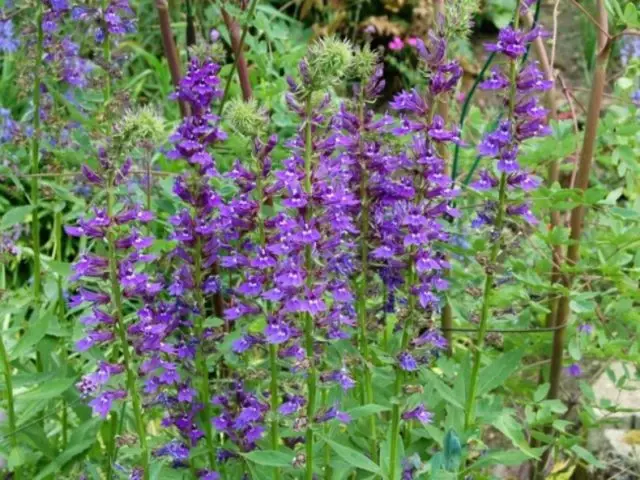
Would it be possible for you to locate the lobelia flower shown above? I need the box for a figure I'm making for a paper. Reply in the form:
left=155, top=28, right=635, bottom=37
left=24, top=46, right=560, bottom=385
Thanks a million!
left=148, top=55, right=229, bottom=476
left=578, top=323, right=593, bottom=335
left=471, top=20, right=551, bottom=227
left=211, top=381, right=268, bottom=452
left=67, top=152, right=160, bottom=423
left=385, top=29, right=460, bottom=360
left=381, top=30, right=462, bottom=478
left=565, top=363, right=582, bottom=378
left=401, top=403, right=433, bottom=424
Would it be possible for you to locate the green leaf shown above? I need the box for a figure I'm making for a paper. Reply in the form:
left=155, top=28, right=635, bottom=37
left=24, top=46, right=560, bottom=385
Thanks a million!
left=18, top=376, right=76, bottom=402
left=470, top=448, right=546, bottom=469
left=533, top=383, right=550, bottom=403
left=571, top=445, right=605, bottom=468
left=423, top=370, right=464, bottom=409
left=322, top=436, right=382, bottom=475
left=494, top=413, right=541, bottom=459
left=242, top=450, right=293, bottom=467
left=477, top=348, right=524, bottom=396
left=347, top=404, right=389, bottom=420
left=0, top=205, right=34, bottom=230
left=568, top=337, right=582, bottom=361
left=11, top=311, right=52, bottom=357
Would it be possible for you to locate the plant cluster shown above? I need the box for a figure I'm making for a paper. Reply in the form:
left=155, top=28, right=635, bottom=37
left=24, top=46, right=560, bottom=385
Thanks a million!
left=0, top=0, right=639, bottom=479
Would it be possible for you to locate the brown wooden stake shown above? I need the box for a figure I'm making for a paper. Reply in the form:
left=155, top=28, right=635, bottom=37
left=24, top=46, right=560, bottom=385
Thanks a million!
left=547, top=0, right=608, bottom=403
left=221, top=7, right=253, bottom=101
left=156, top=0, right=189, bottom=117
left=538, top=0, right=610, bottom=474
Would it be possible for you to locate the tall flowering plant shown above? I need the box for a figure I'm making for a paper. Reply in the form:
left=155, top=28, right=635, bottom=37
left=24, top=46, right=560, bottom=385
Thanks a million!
left=382, top=29, right=462, bottom=479
left=271, top=38, right=356, bottom=479
left=66, top=151, right=157, bottom=479
left=155, top=55, right=228, bottom=478
left=463, top=0, right=550, bottom=436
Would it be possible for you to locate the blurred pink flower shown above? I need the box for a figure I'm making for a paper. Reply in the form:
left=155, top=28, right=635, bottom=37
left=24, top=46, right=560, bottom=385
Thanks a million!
left=388, top=36, right=404, bottom=51
left=406, top=37, right=418, bottom=47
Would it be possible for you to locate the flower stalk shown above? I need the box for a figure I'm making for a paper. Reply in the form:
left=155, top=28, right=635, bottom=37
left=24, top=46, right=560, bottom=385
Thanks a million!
left=303, top=95, right=317, bottom=480
left=193, top=236, right=218, bottom=471
left=355, top=89, right=377, bottom=459
left=54, top=211, right=69, bottom=448
left=106, top=175, right=150, bottom=480
left=388, top=261, right=417, bottom=480
left=30, top=0, right=44, bottom=308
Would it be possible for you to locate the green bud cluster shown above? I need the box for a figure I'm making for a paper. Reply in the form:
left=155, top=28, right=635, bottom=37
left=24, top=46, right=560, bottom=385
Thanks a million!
left=224, top=98, right=267, bottom=137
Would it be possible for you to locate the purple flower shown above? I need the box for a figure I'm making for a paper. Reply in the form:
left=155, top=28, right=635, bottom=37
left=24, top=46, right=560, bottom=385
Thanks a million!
left=315, top=404, right=351, bottom=424
left=485, top=27, right=527, bottom=58
left=413, top=329, right=448, bottom=350
left=398, top=352, right=419, bottom=371
left=0, top=20, right=19, bottom=53
left=401, top=404, right=433, bottom=424
left=88, top=389, right=126, bottom=418
left=321, top=368, right=356, bottom=391
left=578, top=324, right=593, bottom=335
left=264, top=318, right=293, bottom=344
left=565, top=363, right=582, bottom=377
left=279, top=395, right=305, bottom=415
left=154, top=440, right=190, bottom=462
left=517, top=62, right=553, bottom=93
left=76, top=330, right=114, bottom=351
left=480, top=67, right=510, bottom=90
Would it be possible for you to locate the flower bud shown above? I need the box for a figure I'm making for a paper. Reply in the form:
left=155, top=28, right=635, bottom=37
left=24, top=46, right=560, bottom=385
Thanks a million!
left=114, top=106, right=165, bottom=150
left=224, top=98, right=267, bottom=137
left=351, top=44, right=380, bottom=82
left=306, top=36, right=354, bottom=90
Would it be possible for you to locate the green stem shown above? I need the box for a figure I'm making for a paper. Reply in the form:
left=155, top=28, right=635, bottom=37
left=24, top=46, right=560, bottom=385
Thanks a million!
left=355, top=95, right=377, bottom=459
left=389, top=261, right=417, bottom=480
left=106, top=176, right=149, bottom=479
left=31, top=0, right=44, bottom=305
left=54, top=212, right=69, bottom=449
left=30, top=0, right=45, bottom=437
left=303, top=96, right=317, bottom=480
left=462, top=175, right=507, bottom=432
left=101, top=6, right=118, bottom=475
left=193, top=237, right=218, bottom=471
left=269, top=345, right=281, bottom=480
left=255, top=158, right=281, bottom=478
left=0, top=266, right=20, bottom=480
left=322, top=388, right=331, bottom=480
